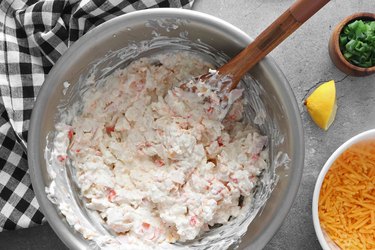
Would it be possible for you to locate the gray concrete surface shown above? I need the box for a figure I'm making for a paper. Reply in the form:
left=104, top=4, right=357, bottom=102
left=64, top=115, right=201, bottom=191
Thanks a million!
left=0, top=0, right=374, bottom=249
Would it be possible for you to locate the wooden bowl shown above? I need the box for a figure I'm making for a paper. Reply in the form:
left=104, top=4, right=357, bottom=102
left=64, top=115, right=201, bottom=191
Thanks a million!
left=328, top=12, right=375, bottom=76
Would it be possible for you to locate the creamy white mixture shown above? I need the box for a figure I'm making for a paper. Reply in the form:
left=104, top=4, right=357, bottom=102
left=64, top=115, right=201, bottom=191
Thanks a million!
left=50, top=51, right=269, bottom=248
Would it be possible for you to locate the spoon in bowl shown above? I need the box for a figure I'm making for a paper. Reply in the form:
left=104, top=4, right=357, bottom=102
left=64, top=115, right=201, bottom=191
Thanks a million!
left=202, top=0, right=331, bottom=92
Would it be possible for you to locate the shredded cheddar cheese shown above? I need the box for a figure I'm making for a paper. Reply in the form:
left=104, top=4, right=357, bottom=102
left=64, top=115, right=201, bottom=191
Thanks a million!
left=319, top=140, right=375, bottom=250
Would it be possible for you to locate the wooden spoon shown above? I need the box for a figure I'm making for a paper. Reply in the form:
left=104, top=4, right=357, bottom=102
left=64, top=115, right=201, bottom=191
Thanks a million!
left=214, top=0, right=331, bottom=91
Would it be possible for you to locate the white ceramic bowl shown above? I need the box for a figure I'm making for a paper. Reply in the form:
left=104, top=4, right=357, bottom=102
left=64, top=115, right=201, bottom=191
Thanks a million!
left=312, top=129, right=375, bottom=250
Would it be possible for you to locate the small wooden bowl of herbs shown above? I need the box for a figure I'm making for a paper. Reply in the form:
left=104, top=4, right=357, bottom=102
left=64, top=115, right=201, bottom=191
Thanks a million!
left=329, top=12, right=375, bottom=76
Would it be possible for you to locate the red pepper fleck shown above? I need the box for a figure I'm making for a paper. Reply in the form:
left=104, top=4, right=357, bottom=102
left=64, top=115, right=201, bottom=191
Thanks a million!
left=57, top=155, right=67, bottom=162
left=75, top=149, right=80, bottom=153
left=105, top=126, right=115, bottom=134
left=107, top=189, right=116, bottom=202
left=207, top=107, right=214, bottom=113
left=68, top=129, right=74, bottom=140
left=142, top=222, right=150, bottom=230
left=189, top=216, right=197, bottom=226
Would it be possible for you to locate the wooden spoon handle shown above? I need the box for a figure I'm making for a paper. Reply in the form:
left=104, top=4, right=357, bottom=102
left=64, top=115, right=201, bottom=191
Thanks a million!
left=218, top=0, right=331, bottom=90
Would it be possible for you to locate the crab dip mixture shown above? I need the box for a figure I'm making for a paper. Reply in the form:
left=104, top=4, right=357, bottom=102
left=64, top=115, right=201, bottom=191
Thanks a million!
left=49, top=51, right=269, bottom=248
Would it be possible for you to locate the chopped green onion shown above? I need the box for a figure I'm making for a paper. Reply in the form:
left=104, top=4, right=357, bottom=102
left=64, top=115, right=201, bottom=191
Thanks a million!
left=339, top=20, right=375, bottom=68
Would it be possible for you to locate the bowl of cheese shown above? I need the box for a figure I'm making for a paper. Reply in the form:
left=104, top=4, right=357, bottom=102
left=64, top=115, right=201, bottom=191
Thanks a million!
left=313, top=129, right=375, bottom=250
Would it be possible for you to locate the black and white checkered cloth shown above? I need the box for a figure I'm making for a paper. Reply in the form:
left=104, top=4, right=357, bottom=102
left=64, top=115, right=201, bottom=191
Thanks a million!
left=0, top=0, right=194, bottom=231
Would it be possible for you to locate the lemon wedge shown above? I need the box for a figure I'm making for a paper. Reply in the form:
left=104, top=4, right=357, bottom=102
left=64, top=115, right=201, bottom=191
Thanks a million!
left=305, top=80, right=337, bottom=130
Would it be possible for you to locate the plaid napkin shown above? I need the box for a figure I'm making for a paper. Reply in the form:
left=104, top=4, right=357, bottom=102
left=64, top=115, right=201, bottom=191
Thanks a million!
left=0, top=0, right=194, bottom=231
